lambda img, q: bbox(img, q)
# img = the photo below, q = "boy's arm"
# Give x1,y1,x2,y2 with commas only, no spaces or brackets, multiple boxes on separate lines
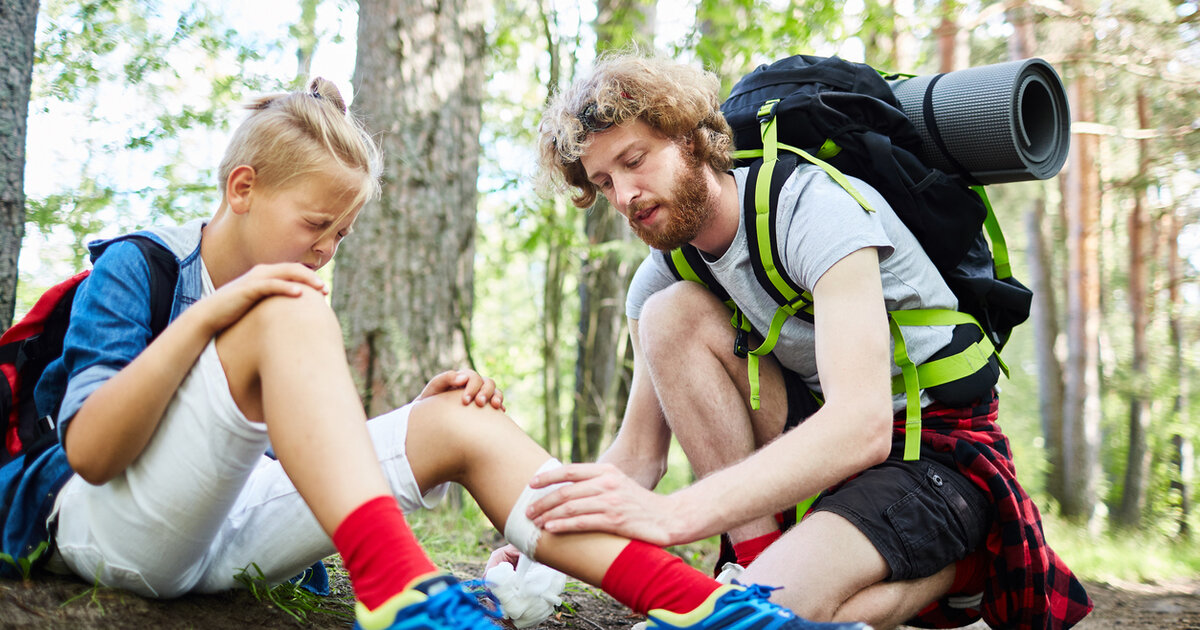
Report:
524,248,895,546
64,260,327,484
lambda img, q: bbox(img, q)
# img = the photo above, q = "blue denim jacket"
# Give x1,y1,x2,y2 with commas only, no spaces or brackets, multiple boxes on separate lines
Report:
1,220,204,577
35,219,206,438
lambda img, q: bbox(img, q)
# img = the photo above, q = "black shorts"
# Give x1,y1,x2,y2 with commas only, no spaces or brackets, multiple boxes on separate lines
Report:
780,369,992,582
811,457,991,581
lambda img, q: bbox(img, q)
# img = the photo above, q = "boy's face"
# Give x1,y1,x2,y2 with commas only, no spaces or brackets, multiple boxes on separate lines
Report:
241,165,364,271
579,119,713,251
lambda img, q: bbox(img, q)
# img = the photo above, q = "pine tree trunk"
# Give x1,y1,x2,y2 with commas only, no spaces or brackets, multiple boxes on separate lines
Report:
1166,209,1192,538
338,0,485,416
1026,199,1066,500
571,0,653,463
1060,19,1102,521
294,0,319,80
1116,90,1152,528
0,0,39,329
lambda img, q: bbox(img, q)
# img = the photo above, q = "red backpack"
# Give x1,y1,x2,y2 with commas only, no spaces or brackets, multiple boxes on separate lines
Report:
0,236,177,464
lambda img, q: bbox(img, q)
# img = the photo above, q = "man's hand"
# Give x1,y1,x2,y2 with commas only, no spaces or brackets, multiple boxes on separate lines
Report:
418,369,506,410
524,463,684,546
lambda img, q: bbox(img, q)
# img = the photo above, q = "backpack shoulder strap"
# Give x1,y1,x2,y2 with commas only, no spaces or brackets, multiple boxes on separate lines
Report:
126,235,179,338
660,247,754,358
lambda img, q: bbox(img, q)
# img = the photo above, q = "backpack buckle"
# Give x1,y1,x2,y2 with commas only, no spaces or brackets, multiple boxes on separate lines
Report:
734,328,749,358
756,99,779,124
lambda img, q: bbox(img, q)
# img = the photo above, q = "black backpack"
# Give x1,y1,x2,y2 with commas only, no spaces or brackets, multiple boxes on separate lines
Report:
0,235,178,466
663,55,1033,461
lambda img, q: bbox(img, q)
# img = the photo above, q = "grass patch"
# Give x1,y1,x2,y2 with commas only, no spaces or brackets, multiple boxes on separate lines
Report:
234,562,354,623
1042,512,1200,583
405,489,502,565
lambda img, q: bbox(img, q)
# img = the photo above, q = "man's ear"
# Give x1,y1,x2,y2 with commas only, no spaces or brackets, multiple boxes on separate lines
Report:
226,165,257,215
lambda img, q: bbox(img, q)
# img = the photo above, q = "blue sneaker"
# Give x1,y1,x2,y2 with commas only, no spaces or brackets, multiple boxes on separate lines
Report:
645,583,872,630
353,573,504,630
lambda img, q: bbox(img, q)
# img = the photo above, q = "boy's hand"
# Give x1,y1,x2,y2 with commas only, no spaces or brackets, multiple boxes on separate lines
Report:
196,263,328,335
418,369,506,410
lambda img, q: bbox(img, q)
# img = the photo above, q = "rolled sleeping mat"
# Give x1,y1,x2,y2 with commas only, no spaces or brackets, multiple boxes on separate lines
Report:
889,58,1070,185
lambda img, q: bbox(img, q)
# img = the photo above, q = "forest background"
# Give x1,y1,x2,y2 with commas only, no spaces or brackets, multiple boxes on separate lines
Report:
1,0,1199,585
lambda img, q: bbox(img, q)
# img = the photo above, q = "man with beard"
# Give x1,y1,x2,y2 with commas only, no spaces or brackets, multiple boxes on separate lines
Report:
512,53,1092,630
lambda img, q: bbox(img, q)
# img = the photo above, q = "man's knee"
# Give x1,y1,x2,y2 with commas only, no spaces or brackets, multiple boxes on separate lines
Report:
639,282,732,356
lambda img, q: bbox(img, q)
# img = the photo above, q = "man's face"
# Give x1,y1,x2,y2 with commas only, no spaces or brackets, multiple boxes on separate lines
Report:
579,119,713,251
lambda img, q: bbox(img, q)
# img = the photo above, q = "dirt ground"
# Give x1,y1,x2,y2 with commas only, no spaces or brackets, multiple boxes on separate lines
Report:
1,559,1198,629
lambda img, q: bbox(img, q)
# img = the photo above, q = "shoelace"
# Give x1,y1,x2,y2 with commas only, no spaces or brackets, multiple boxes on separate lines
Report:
429,581,504,629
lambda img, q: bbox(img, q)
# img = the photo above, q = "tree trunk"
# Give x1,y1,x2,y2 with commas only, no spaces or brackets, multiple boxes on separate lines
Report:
1116,90,1152,528
1007,1,1067,503
0,0,39,329
1060,14,1102,522
571,0,652,463
338,0,485,416
294,0,319,80
1166,209,1192,538
1026,199,1066,500
936,0,957,73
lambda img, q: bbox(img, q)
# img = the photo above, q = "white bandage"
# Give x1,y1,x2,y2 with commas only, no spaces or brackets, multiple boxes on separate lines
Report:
484,553,567,628
503,458,567,559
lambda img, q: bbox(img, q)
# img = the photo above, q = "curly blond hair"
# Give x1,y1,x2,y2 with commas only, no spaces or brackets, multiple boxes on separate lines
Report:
536,53,733,208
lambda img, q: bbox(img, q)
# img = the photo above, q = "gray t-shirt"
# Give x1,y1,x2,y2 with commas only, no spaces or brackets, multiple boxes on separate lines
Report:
626,165,956,411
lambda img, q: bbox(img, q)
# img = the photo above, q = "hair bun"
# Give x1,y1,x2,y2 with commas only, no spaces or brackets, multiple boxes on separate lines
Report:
308,77,348,114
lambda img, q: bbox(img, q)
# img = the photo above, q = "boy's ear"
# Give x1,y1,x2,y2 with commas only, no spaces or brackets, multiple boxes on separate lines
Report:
226,165,257,215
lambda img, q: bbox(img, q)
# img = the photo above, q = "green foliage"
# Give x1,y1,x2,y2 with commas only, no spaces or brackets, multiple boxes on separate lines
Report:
1043,511,1200,582
233,562,354,623
0,541,51,581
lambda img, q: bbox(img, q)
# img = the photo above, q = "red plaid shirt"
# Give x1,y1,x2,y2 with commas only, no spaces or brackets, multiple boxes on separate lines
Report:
903,394,1094,629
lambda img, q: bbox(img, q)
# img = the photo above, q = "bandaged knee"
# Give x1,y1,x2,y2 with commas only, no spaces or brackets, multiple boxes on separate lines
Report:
503,458,568,559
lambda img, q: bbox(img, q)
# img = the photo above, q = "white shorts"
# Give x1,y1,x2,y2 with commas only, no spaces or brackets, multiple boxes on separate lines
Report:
51,341,448,598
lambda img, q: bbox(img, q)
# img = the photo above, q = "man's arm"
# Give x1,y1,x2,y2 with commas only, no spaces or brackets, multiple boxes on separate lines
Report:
525,248,895,546
596,317,672,489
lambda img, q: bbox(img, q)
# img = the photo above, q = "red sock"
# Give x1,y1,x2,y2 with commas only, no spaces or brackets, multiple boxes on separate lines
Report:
332,495,438,610
600,540,721,615
732,530,780,567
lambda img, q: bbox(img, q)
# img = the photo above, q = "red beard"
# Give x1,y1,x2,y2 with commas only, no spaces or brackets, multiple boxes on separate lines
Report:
626,149,713,251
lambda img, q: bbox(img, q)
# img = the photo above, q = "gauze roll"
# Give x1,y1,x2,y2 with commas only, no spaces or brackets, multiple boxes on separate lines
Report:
503,458,568,558
484,553,568,628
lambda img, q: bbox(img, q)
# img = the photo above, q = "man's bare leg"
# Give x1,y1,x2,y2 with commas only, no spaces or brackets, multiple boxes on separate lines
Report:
638,282,790,545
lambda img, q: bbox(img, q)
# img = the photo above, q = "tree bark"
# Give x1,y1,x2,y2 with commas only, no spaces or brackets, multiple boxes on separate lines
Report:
571,0,652,463
1166,209,1192,538
1060,10,1103,522
1116,89,1152,528
1026,199,1066,500
0,0,39,329
338,0,485,416
294,0,319,80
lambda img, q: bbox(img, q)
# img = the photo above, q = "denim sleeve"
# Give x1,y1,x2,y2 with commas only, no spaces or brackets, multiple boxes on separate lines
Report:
51,240,156,441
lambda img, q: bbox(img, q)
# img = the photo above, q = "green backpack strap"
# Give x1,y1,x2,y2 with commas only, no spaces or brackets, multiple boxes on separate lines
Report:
735,99,1005,461
660,247,754,358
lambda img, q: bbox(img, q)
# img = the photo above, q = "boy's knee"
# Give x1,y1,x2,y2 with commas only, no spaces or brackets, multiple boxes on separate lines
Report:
234,286,339,338
408,391,515,445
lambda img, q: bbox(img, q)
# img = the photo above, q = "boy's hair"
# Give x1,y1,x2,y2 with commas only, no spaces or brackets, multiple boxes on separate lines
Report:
536,53,733,208
218,77,383,216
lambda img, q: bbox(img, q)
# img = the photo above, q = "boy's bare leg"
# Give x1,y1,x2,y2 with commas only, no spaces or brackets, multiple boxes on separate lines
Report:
215,287,627,585
402,392,627,586
215,287,391,534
